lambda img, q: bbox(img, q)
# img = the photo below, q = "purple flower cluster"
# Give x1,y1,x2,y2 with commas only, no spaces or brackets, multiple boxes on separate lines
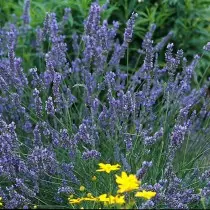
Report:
0,1,209,209
82,150,101,160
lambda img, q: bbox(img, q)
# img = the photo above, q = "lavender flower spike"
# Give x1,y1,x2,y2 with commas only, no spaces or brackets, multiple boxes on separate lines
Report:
22,0,31,25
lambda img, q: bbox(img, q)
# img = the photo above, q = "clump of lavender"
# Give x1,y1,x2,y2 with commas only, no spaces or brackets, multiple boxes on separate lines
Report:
0,1,209,209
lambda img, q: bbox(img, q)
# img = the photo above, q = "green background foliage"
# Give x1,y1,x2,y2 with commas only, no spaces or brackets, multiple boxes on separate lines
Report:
1,0,210,83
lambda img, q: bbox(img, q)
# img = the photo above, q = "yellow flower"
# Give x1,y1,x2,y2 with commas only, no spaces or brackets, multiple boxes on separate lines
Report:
33,205,38,209
135,190,156,199
0,197,2,207
79,186,85,191
92,176,97,181
96,163,121,173
115,171,140,193
68,198,84,204
97,194,109,202
83,196,97,201
108,195,125,205
97,194,125,205
83,193,97,201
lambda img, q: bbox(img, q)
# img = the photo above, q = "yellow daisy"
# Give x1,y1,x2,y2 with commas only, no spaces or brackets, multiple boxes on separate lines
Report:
108,195,125,205
97,194,125,205
97,194,109,202
135,190,156,199
116,171,140,193
96,163,121,173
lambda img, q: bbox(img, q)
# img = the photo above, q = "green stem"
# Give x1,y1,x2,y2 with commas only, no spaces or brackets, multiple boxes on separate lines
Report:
201,197,206,210
182,133,190,169
125,0,128,20
126,45,129,86
109,175,112,196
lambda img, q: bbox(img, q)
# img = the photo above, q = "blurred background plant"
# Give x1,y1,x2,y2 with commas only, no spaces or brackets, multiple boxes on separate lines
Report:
108,0,210,84
0,0,115,31
1,0,209,83
110,0,210,54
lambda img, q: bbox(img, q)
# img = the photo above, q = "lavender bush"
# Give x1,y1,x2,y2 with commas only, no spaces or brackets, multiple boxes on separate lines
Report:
0,1,210,209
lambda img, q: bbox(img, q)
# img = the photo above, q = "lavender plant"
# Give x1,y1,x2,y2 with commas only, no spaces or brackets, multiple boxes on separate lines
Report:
0,1,210,209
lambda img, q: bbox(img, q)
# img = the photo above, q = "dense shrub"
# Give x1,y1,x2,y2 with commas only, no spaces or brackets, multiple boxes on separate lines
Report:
0,1,210,209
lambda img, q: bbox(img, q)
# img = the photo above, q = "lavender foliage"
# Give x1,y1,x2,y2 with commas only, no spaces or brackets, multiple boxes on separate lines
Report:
0,2,209,209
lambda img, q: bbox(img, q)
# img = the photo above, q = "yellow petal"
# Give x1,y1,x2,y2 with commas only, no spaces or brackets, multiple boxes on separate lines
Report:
135,191,156,199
